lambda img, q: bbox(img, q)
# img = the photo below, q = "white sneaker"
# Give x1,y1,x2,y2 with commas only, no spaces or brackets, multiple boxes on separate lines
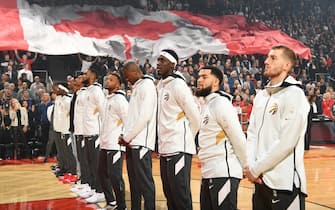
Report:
85,192,106,203
97,201,118,210
70,183,89,193
78,189,95,198
74,185,91,195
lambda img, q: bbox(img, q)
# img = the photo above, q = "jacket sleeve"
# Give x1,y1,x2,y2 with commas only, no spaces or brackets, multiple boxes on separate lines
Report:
174,80,200,137
246,95,259,166
63,97,72,119
116,95,129,133
250,90,310,178
215,98,247,167
124,81,157,142
92,87,106,120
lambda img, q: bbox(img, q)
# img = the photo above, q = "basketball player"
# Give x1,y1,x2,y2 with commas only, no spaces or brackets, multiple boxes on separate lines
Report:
196,66,247,210
156,49,200,210
244,45,310,210
119,61,156,210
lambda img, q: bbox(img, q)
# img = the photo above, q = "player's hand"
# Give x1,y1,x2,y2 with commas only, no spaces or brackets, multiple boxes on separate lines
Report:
118,135,129,147
243,165,263,184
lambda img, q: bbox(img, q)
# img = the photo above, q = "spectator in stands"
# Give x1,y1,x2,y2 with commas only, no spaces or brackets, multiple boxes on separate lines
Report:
17,82,33,100
21,100,35,140
228,70,239,91
241,55,251,70
44,92,56,163
315,88,324,112
0,74,10,89
110,58,122,71
30,76,45,98
233,81,243,96
249,62,259,75
237,73,244,85
9,98,28,159
18,64,33,83
318,78,327,94
6,65,18,84
322,92,335,118
3,85,15,103
0,53,11,72
306,93,324,150
78,54,99,73
15,50,38,71
233,94,244,114
181,65,191,84
38,92,52,156
233,60,242,74
0,101,12,159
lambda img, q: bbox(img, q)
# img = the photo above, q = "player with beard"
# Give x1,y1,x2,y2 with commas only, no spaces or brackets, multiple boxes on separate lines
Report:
70,74,90,195
78,63,106,203
196,66,247,210
156,49,200,210
244,45,309,210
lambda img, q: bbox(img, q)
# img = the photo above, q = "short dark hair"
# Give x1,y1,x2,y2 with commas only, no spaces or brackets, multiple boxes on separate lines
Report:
110,72,121,85
88,63,100,76
200,66,223,85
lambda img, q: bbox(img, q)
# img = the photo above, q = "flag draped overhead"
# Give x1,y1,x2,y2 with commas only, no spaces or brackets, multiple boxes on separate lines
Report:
0,0,311,64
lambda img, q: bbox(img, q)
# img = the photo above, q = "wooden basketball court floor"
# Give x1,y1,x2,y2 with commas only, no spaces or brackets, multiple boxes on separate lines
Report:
0,146,334,210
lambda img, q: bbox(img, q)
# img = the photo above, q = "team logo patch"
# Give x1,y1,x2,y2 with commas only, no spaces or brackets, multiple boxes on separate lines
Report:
216,130,227,144
202,115,209,125
164,93,169,101
176,112,185,121
268,103,278,115
117,119,122,126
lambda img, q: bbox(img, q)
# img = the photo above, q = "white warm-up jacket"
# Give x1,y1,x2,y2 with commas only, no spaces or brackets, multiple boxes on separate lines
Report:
198,92,247,179
247,76,310,194
157,75,200,155
73,87,87,135
123,76,157,151
100,90,128,151
82,82,105,137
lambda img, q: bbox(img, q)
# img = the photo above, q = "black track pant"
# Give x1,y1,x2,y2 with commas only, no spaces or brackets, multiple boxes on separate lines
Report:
98,149,126,209
160,153,193,210
75,135,89,184
200,177,240,210
253,183,306,210
61,134,77,174
126,147,155,210
84,135,102,192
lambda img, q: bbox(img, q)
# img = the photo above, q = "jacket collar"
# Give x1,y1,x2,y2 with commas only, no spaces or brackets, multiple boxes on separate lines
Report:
107,90,126,99
265,76,302,95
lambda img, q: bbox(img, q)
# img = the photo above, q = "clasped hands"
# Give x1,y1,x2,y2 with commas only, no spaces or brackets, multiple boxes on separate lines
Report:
118,134,130,147
243,165,262,184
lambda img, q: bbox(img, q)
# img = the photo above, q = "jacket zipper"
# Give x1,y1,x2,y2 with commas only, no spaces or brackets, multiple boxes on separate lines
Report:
255,95,271,160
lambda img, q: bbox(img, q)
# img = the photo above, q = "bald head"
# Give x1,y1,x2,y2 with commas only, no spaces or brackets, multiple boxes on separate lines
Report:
123,61,142,85
124,61,140,72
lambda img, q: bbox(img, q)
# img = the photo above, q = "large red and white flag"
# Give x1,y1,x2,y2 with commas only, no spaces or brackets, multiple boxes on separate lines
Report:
0,0,311,63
